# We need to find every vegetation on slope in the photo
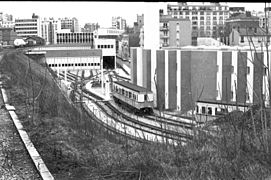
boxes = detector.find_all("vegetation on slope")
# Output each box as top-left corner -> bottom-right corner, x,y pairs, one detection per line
0,49 -> 271,179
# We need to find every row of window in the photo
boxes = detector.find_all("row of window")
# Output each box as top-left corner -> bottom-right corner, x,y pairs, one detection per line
15,27 -> 37,30
15,19 -> 37,23
16,31 -> 38,34
170,6 -> 229,11
113,85 -> 138,100
15,23 -> 37,27
48,62 -> 100,68
97,44 -> 114,49
171,11 -> 228,16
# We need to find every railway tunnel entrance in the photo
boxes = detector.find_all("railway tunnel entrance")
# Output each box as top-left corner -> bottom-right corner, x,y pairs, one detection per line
103,56 -> 115,70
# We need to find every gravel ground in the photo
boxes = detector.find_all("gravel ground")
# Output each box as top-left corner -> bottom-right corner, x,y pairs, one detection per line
0,94 -> 42,180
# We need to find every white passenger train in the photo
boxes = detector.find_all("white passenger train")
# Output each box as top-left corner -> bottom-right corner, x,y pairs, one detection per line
112,81 -> 154,114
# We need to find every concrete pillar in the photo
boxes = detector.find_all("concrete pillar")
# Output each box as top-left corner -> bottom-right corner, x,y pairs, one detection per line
101,58 -> 104,95
64,70 -> 67,82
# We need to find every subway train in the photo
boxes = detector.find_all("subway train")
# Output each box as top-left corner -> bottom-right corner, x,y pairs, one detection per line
111,80 -> 154,115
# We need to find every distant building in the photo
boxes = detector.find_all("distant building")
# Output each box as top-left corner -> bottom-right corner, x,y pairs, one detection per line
166,2 -> 230,45
225,12 -> 260,45
160,14 -> 191,48
229,28 -> 271,47
93,28 -> 125,53
82,23 -> 99,32
229,7 -> 245,17
112,16 -> 127,30
0,27 -> 17,45
60,17 -> 79,33
94,38 -> 116,69
54,32 -> 94,45
14,13 -> 41,38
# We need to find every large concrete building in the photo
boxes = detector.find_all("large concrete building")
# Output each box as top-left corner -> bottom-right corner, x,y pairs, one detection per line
131,46 -> 270,115
167,2 -> 230,45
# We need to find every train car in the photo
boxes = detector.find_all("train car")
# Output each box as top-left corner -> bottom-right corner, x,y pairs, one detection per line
112,80 -> 153,114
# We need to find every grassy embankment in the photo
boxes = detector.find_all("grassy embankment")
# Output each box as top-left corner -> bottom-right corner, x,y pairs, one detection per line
0,49 -> 271,179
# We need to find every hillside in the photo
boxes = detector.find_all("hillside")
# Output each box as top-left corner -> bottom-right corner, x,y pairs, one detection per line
0,49 -> 271,179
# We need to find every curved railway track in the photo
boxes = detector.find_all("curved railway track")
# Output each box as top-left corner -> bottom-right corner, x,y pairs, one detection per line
82,89 -> 193,142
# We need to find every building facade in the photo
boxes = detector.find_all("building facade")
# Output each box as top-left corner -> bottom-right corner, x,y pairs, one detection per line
131,46 -> 270,115
94,38 -> 116,69
225,13 -> 261,45
160,15 -> 191,47
112,16 -> 127,30
166,2 -> 230,45
60,17 -> 79,33
14,15 -> 41,37
82,23 -> 99,32
0,28 -> 17,45
55,32 -> 94,45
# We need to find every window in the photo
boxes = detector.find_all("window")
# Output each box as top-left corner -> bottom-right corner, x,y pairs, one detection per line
200,11 -> 204,15
264,67 -> 268,76
231,91 -> 234,99
231,66 -> 234,73
98,45 -> 100,48
246,92 -> 250,101
196,106 -> 199,113
207,107 -> 212,115
200,17 -> 204,20
247,66 -> 250,74
240,36 -> 244,43
192,21 -> 197,25
144,94 -> 148,101
202,107 -> 206,114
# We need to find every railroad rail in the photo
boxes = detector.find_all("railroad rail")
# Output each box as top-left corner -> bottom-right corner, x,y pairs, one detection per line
81,89 -> 193,143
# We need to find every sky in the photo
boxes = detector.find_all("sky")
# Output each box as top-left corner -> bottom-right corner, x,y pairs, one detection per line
0,1 -> 268,28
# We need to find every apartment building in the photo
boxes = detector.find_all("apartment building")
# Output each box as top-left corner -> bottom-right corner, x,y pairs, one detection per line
60,17 -> 79,33
14,14 -> 41,37
112,16 -> 126,30
160,14 -> 191,47
167,2 -> 230,45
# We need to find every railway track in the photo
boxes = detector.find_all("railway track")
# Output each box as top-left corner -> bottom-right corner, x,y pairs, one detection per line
81,89 -> 193,142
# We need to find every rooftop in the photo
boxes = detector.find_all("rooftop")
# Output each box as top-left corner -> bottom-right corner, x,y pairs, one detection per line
45,49 -> 102,58
114,81 -> 152,93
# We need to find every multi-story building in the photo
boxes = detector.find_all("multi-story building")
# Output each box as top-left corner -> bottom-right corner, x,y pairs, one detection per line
229,7 -> 246,17
229,28 -> 271,47
55,32 -> 94,45
60,17 -> 79,33
14,14 -> 41,37
225,12 -> 260,45
93,28 -> 125,53
0,27 -> 17,45
94,38 -> 116,69
160,14 -> 191,47
0,12 -> 14,28
167,2 -> 230,45
112,16 -> 127,30
82,23 -> 99,32
131,46 -> 270,114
